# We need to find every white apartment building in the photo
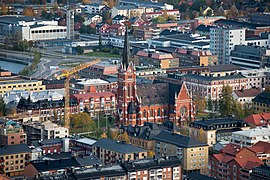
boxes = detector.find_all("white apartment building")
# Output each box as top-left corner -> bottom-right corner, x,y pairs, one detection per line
23,121 -> 69,142
0,15 -> 67,41
237,68 -> 270,89
111,6 -> 151,18
210,27 -> 246,64
83,4 -> 106,14
230,126 -> 270,147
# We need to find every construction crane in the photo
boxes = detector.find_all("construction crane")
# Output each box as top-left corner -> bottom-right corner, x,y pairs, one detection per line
57,59 -> 101,129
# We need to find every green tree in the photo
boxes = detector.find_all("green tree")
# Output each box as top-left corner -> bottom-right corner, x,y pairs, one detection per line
102,10 -> 111,24
76,45 -> 84,54
70,112 -> 96,132
219,85 -> 234,117
119,131 -> 130,143
0,97 -> 7,116
234,101 -> 244,119
195,96 -> 207,113
99,33 -> 102,52
152,15 -> 167,24
207,95 -> 213,112
197,128 -> 205,143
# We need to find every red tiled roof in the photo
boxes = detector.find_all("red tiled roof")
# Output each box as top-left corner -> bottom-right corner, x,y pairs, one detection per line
247,141 -> 270,154
213,154 -> 234,163
234,88 -> 261,98
220,143 -> 241,156
72,92 -> 115,100
233,156 -> 263,170
244,112 -> 270,126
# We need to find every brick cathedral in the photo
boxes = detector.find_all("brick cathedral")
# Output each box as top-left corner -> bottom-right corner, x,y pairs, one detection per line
116,30 -> 195,126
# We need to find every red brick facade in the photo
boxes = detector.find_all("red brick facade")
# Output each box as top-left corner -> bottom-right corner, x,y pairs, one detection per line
117,61 -> 195,126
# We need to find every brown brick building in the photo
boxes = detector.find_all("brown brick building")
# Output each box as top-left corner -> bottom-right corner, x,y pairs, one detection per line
0,120 -> 26,146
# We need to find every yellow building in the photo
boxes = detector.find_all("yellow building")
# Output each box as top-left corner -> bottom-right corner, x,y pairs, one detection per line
0,75 -> 45,94
189,117 -> 250,147
154,130 -> 209,175
92,138 -> 148,165
252,91 -> 270,113
0,144 -> 31,177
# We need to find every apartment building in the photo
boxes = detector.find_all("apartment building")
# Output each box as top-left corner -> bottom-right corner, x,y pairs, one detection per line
0,144 -> 31,177
0,73 -> 46,94
230,126 -> 270,147
92,138 -> 148,165
154,130 -> 209,175
16,97 -> 78,122
174,48 -> 218,67
134,49 -> 179,68
71,92 -> 116,118
189,117 -> 249,147
180,73 -> 247,100
211,144 -> 263,180
210,27 -> 246,64
0,120 -> 26,146
111,6 -> 147,19
22,121 -> 69,142
232,88 -> 261,106
83,4 -> 106,14
252,91 -> 270,113
123,156 -> 182,180
250,165 -> 270,180
238,68 -> 270,90
230,45 -> 270,69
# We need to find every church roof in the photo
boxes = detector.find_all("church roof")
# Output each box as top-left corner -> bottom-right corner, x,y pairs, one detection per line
137,83 -> 168,106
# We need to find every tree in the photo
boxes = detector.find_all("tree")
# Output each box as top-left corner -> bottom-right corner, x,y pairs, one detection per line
99,33 -> 102,52
119,131 -> 130,143
18,40 -> 29,51
76,46 -> 84,55
109,129 -> 119,140
102,11 -> 111,24
148,151 -> 155,158
234,101 -> 244,119
0,97 -> 7,116
70,112 -> 96,132
195,96 -> 207,113
197,128 -> 205,143
101,131 -> 107,138
207,95 -> 213,112
152,16 -> 167,24
23,7 -> 34,17
219,85 -> 234,117
84,106 -> 89,113
53,2 -> 59,11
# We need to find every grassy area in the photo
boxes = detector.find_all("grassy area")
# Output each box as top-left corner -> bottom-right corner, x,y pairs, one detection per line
84,52 -> 120,58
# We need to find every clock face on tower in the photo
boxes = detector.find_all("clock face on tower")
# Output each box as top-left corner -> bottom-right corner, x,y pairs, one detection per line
180,106 -> 187,117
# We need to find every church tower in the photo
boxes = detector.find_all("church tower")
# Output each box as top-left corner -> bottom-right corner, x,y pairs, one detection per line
117,27 -> 137,125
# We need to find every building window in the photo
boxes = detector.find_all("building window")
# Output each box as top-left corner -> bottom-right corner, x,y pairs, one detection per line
150,109 -> 153,117
157,108 -> 161,116
143,110 -> 146,118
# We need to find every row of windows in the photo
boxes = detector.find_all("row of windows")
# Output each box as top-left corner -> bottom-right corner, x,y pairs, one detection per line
31,29 -> 66,34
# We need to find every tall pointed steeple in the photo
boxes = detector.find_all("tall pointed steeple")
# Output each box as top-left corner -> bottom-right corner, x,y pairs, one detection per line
122,26 -> 129,70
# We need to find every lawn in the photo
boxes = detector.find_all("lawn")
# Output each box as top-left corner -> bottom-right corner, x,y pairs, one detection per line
84,52 -> 120,58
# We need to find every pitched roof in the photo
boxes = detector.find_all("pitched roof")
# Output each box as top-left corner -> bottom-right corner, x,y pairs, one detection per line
234,88 -> 261,98
247,141 -> 270,154
137,83 -> 168,106
0,144 -> 31,155
72,92 -> 115,100
253,91 -> 270,105
93,138 -> 147,154
154,130 -> 208,148
244,112 -> 270,126
220,143 -> 241,156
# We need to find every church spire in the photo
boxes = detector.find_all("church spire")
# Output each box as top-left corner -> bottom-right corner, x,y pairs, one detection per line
122,26 -> 129,70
